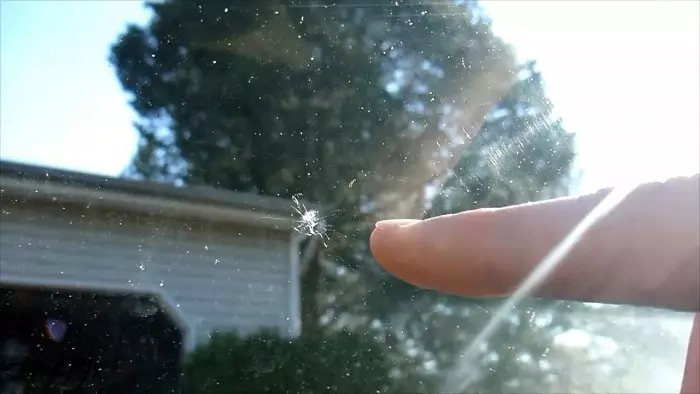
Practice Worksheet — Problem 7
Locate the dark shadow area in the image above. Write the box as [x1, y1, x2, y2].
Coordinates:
[0, 284, 182, 394]
[179, 328, 392, 394]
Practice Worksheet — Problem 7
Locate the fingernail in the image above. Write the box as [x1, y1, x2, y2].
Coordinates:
[374, 219, 420, 230]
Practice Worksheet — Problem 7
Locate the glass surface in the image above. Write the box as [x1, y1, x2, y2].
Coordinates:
[1, 1, 698, 393]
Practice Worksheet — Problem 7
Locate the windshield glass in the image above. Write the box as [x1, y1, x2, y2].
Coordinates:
[1, 1, 698, 393]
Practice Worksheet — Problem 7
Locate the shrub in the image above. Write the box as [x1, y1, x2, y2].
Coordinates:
[179, 329, 393, 394]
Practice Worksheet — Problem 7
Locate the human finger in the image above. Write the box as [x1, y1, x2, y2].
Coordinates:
[370, 174, 699, 312]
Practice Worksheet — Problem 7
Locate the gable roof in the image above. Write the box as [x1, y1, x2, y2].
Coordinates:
[0, 160, 298, 231]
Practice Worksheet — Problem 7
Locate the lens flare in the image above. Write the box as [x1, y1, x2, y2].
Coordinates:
[45, 318, 68, 342]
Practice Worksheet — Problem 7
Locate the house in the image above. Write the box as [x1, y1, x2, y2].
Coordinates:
[0, 160, 307, 390]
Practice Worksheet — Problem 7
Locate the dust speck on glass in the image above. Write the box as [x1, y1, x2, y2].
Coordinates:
[0, 1, 696, 394]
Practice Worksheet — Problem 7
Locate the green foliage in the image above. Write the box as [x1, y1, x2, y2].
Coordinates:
[179, 329, 393, 394]
[109, 0, 516, 212]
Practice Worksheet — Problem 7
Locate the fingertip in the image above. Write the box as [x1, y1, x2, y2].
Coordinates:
[374, 219, 420, 230]
[370, 219, 419, 278]
[369, 211, 516, 298]
[369, 220, 399, 268]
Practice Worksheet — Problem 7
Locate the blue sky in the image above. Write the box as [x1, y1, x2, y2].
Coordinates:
[1, 1, 698, 194]
[0, 1, 150, 176]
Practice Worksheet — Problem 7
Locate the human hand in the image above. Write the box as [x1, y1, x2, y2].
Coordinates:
[370, 174, 699, 393]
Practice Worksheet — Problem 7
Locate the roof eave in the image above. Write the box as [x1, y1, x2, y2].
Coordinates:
[0, 160, 300, 215]
[0, 175, 295, 232]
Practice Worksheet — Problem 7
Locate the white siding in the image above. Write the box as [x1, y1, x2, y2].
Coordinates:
[0, 202, 295, 348]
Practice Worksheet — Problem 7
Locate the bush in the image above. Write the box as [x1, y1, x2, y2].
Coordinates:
[179, 329, 393, 394]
